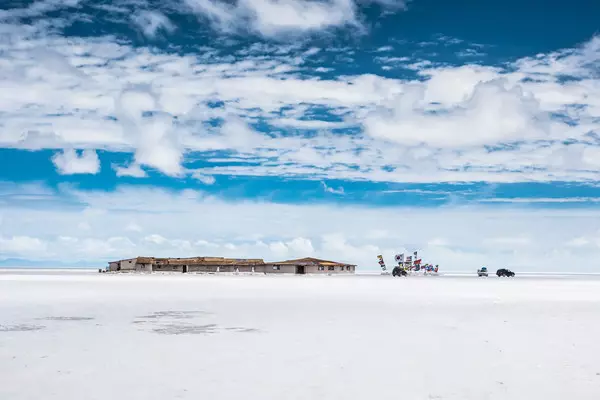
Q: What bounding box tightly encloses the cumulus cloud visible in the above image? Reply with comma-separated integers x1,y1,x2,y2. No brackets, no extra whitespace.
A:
363,79,550,148
269,237,315,258
115,87,183,176
52,149,100,175
183,0,399,38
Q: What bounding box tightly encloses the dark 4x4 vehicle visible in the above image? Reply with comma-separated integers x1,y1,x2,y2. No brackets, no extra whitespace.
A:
496,268,515,277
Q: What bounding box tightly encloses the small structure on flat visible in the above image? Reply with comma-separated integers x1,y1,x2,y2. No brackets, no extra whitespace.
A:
107,256,356,274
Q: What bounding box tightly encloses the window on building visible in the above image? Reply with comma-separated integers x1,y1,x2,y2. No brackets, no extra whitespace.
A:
273,266,280,270
328,266,335,271
340,266,344,271
318,266,324,271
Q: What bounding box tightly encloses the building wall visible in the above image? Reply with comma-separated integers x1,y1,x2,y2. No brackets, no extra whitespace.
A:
119,258,137,271
264,264,297,274
305,265,355,274
252,265,267,273
108,262,119,272
188,265,216,273
176,264,267,273
154,264,184,272
135,263,152,272
236,265,251,273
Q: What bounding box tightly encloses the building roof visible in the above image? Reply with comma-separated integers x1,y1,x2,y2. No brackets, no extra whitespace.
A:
271,257,355,267
134,257,265,266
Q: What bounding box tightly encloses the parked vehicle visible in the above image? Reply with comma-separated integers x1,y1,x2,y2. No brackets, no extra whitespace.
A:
392,266,408,277
477,267,488,277
496,268,515,277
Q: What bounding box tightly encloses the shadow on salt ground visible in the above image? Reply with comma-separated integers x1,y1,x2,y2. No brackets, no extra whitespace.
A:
0,324,45,332
133,310,261,335
135,311,210,320
38,316,95,321
152,323,219,335
225,327,260,333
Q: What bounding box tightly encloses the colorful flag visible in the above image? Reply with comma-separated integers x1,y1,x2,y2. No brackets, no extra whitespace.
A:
377,255,386,271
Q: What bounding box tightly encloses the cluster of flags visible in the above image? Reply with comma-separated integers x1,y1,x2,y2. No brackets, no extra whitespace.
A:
378,251,439,274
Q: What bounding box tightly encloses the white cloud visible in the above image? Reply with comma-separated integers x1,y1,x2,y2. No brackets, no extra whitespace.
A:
427,237,449,247
183,0,370,38
239,0,359,37
483,236,532,247
419,65,501,104
0,0,83,20
363,79,550,148
191,171,216,185
131,10,175,39
125,222,143,232
566,237,591,247
268,237,314,258
52,149,100,175
114,163,148,178
514,35,600,78
321,181,345,195
0,235,47,256
479,197,600,204
1,184,600,271
0,15,598,183
115,87,183,176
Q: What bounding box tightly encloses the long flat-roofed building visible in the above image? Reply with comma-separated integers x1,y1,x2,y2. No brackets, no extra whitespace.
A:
107,256,355,274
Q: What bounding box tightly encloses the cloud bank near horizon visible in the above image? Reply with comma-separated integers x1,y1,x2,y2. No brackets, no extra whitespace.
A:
1,184,600,271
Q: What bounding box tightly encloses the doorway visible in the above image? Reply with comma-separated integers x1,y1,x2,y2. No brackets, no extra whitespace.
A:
182,265,188,273
296,265,305,275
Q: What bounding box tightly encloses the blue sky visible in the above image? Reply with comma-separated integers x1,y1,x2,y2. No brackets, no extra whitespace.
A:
0,0,599,270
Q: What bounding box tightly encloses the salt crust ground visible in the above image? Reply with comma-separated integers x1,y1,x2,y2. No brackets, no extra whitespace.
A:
1,272,600,400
